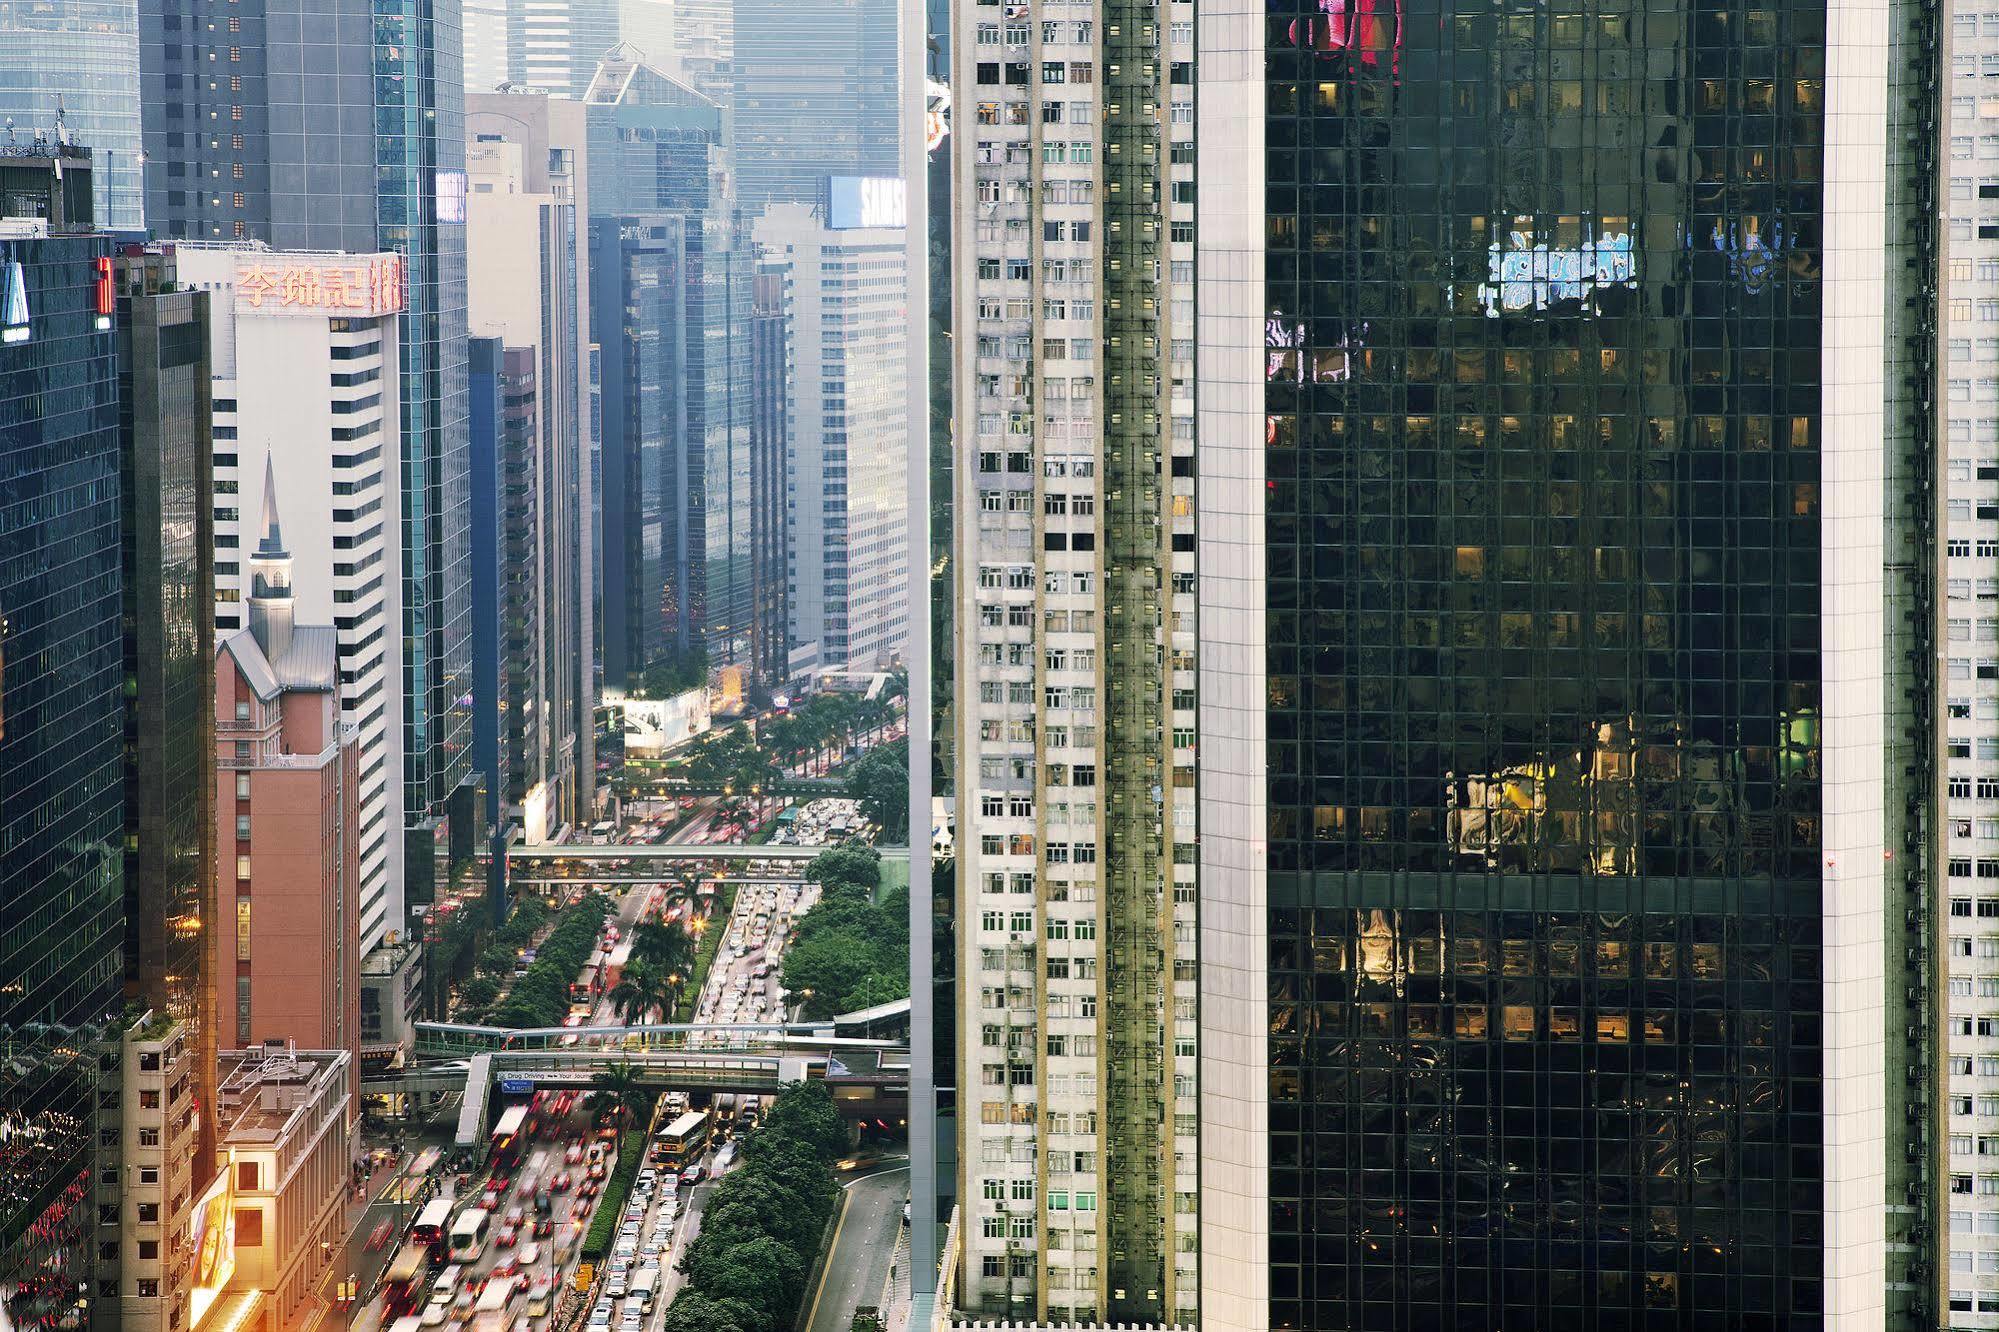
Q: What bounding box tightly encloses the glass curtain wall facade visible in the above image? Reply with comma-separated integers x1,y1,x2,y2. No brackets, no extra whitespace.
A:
0,232,125,1330
730,0,898,209
1195,0,1914,1329
376,0,478,884
113,256,218,1173
0,0,143,231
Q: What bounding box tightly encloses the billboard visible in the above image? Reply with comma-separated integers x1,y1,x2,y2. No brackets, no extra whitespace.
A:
232,253,407,318
188,1171,236,1330
826,176,907,230
615,688,711,757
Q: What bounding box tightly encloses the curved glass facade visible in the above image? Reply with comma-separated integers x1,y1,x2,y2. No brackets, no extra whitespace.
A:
1260,0,1832,1325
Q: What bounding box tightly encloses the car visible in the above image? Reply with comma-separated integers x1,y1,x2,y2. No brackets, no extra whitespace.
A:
451,1289,479,1323
526,1291,552,1320
605,1276,627,1301
496,1226,518,1249
491,1172,512,1193
504,1206,525,1229
420,1303,450,1327
492,1254,519,1279
680,1165,703,1186
633,1170,658,1193
588,1160,607,1181
613,1238,638,1259
532,1216,554,1239
639,1242,663,1264
549,1171,571,1193
519,1241,541,1268
571,1198,592,1221
619,1221,641,1238
481,1189,502,1211
565,1143,583,1165
587,1303,612,1328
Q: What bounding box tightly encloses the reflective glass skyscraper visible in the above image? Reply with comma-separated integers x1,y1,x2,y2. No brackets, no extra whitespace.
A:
587,49,756,689
0,213,124,1329
0,0,144,231
730,0,897,210
1194,0,1937,1330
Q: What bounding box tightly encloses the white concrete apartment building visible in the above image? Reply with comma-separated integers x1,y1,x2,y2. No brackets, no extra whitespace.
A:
175,244,407,959
947,1,1199,1324
755,197,911,674
1947,13,1999,1321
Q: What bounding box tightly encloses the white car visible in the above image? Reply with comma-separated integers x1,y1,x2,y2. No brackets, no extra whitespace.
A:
587,1303,613,1328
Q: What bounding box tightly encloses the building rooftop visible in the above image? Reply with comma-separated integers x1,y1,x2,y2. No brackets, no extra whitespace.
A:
215,1043,347,1147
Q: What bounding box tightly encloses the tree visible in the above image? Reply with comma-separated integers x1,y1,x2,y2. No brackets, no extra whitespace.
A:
658,1292,759,1332
846,740,909,842
610,961,675,1027
631,920,696,979
682,1235,808,1325
805,845,881,892
587,1060,655,1127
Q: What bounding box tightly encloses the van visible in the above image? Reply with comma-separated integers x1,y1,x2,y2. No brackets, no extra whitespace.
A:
431,1266,464,1306
628,1268,661,1316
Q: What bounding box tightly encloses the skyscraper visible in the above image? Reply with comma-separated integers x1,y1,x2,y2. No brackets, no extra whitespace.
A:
466,89,595,838
749,257,791,685
375,0,480,896
0,0,144,230
1193,2,1931,1331
947,0,1198,1322
460,0,675,97
174,242,407,957
0,182,124,1329
112,248,218,1173
755,197,911,675
730,0,897,210
140,0,477,911
587,48,758,692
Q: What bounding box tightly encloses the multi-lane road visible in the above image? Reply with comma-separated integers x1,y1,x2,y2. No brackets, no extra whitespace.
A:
348,790,854,1332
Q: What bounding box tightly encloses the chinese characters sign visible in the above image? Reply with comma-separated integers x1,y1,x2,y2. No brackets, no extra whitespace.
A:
233,254,406,317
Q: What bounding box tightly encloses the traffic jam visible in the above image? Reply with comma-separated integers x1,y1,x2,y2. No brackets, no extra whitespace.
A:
365,853,814,1332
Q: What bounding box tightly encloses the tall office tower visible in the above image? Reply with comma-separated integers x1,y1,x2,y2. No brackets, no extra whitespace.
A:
139,0,477,909
755,195,911,676
730,0,896,209
587,48,759,692
0,0,144,230
460,0,676,97
1190,0,1941,1329
214,472,363,1081
138,0,378,249
468,334,520,871
947,0,1198,1321
467,90,594,839
749,256,792,684
377,0,479,897
112,248,219,1175
174,245,407,957
0,170,123,1332
463,0,509,92
670,0,729,106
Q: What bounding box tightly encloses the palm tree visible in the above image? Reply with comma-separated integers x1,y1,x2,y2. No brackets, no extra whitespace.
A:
587,1060,655,1127
609,961,674,1027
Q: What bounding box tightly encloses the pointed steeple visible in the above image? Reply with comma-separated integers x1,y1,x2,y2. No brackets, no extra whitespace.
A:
247,456,294,661
254,454,289,563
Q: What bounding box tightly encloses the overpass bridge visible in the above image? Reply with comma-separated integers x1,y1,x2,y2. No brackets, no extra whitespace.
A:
504,842,908,884
366,1020,911,1141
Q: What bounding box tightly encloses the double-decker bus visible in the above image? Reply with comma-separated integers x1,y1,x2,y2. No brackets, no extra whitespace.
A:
650,1109,712,1169
490,1105,528,1167
410,1199,454,1259
570,959,598,1004
381,1243,434,1317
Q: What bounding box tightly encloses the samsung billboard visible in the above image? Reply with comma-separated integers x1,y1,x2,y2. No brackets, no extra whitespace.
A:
826,176,907,230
